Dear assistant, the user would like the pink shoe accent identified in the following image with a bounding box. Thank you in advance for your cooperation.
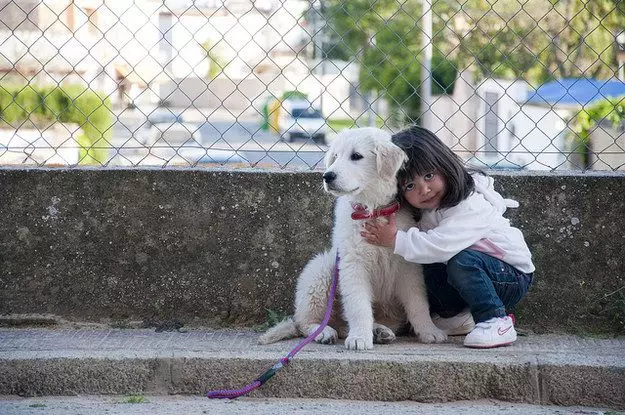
[497,326,513,336]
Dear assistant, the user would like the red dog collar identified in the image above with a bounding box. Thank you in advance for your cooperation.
[351,200,400,220]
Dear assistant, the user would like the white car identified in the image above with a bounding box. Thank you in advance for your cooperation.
[278,100,327,144]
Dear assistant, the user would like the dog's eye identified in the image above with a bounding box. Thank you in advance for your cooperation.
[350,152,363,161]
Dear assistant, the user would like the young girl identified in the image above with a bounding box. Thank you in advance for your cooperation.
[360,126,534,348]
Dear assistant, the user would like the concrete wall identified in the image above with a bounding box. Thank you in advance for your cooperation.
[160,77,271,109]
[0,169,624,335]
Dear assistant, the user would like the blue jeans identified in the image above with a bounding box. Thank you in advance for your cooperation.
[423,250,533,324]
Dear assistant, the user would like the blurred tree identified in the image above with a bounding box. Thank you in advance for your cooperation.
[320,0,456,122]
[316,0,624,122]
[201,40,225,80]
[320,0,625,111]
[434,0,625,84]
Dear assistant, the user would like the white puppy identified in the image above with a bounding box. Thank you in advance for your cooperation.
[260,127,446,350]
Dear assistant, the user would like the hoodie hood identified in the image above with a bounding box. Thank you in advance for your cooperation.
[473,174,519,214]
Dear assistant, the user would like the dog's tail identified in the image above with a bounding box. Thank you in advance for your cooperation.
[258,316,299,344]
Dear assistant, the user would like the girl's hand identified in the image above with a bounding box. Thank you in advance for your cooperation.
[360,213,398,248]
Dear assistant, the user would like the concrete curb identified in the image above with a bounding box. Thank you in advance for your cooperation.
[0,396,618,415]
[1,329,623,409]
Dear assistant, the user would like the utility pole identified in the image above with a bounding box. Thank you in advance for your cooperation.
[311,0,325,111]
[616,31,625,82]
[420,0,432,129]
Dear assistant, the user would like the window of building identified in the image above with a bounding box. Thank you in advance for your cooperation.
[0,0,39,31]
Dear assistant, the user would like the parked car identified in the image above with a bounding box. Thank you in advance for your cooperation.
[278,99,327,144]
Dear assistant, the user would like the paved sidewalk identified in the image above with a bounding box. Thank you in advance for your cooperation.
[0,396,620,415]
[0,328,624,410]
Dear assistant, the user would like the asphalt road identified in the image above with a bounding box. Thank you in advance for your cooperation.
[109,118,329,170]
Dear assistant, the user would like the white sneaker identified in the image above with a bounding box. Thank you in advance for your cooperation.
[432,309,475,336]
[463,315,517,348]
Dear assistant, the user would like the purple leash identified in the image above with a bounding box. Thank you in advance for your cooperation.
[206,251,340,399]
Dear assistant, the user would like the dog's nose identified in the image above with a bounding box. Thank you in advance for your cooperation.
[322,171,336,184]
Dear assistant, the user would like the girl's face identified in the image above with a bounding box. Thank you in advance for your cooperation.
[402,170,447,210]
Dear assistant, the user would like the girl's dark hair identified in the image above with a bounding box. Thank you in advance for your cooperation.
[392,126,475,209]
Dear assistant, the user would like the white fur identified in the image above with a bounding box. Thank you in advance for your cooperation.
[259,127,446,350]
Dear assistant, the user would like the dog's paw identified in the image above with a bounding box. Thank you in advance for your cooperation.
[415,326,447,344]
[313,326,338,344]
[372,325,396,344]
[345,334,373,350]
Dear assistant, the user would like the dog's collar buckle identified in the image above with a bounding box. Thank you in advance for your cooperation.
[351,200,400,220]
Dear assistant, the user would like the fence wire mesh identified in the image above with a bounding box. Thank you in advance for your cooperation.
[1,0,625,171]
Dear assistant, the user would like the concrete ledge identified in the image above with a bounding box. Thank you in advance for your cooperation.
[0,329,623,409]
[0,169,624,335]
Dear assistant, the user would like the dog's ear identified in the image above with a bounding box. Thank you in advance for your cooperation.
[323,148,335,169]
[376,140,407,179]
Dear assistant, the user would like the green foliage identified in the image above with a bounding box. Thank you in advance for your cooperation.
[261,91,308,130]
[281,90,307,100]
[201,40,225,80]
[62,85,113,164]
[322,0,393,57]
[432,54,457,95]
[39,86,72,120]
[265,308,287,326]
[15,85,46,120]
[328,117,385,132]
[322,0,458,122]
[322,0,625,121]
[585,287,625,335]
[0,84,113,164]
[571,95,625,168]
[613,290,625,332]
[574,95,625,142]
[119,395,147,404]
[253,308,289,332]
[0,86,24,124]
[434,0,625,83]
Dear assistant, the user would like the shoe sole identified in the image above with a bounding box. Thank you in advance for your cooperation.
[463,341,515,349]
[446,324,475,336]
[435,318,475,336]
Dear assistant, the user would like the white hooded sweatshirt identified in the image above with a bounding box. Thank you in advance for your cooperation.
[394,174,535,274]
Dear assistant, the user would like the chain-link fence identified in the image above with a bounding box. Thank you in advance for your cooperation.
[1,0,624,171]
